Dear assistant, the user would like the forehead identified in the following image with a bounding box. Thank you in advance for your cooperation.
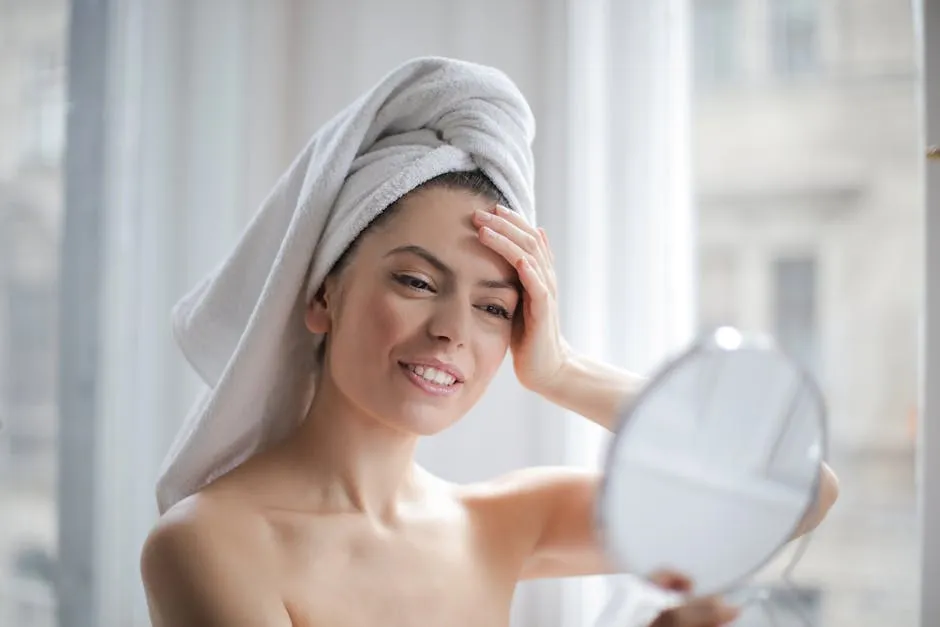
[383,186,495,236]
[356,186,515,275]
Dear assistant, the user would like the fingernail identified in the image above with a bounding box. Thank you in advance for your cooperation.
[495,204,510,214]
[475,209,491,221]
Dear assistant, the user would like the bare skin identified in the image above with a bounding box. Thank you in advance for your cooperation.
[142,186,839,627]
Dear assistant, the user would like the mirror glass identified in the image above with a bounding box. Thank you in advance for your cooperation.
[598,327,827,597]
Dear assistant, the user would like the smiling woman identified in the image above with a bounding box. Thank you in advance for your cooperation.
[140,57,836,627]
[142,167,781,627]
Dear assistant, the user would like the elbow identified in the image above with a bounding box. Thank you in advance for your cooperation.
[817,462,840,519]
[795,462,840,538]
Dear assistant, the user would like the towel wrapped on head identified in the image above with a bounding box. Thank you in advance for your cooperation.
[156,56,537,514]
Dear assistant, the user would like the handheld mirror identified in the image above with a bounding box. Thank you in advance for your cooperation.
[597,327,827,598]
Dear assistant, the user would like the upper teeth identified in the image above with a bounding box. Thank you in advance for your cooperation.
[407,364,457,386]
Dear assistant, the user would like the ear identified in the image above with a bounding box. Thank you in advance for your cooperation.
[304,278,337,335]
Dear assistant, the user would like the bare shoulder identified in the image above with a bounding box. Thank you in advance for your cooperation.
[141,492,292,627]
[142,490,267,571]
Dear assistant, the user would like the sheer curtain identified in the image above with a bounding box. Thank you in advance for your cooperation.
[559,1,694,625]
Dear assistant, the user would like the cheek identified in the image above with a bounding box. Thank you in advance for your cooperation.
[467,323,512,386]
[478,328,511,368]
[342,286,418,357]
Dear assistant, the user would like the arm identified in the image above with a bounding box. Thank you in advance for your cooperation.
[509,465,838,581]
[141,506,292,627]
[792,461,840,537]
[537,351,646,430]
[469,202,839,581]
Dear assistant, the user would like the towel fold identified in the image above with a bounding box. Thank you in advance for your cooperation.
[156,56,537,514]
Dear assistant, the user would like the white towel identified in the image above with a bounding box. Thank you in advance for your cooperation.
[156,56,537,514]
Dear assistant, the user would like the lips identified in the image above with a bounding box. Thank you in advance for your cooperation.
[399,361,463,396]
[403,363,458,386]
[397,358,466,383]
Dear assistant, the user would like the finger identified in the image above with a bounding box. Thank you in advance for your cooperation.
[474,208,543,259]
[493,203,537,235]
[479,225,551,322]
[489,205,554,279]
[648,570,694,593]
[515,256,550,320]
[537,228,558,298]
[478,226,550,289]
[538,227,555,264]
[474,208,556,301]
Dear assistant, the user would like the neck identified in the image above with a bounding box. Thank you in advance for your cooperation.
[283,371,423,520]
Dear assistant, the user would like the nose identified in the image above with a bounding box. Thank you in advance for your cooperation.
[425,295,471,347]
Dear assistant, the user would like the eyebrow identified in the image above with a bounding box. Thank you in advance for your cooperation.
[384,245,520,291]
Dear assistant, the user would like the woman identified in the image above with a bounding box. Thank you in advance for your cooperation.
[141,59,839,627]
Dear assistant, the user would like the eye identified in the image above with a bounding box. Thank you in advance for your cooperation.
[394,273,435,292]
[479,303,513,320]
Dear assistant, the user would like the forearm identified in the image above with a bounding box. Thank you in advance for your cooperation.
[541,353,839,534]
[539,353,647,431]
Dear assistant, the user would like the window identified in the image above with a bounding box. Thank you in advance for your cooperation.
[698,246,739,330]
[772,256,818,376]
[694,1,919,623]
[770,0,820,77]
[0,3,67,627]
[5,281,57,409]
[21,50,66,167]
[694,0,739,87]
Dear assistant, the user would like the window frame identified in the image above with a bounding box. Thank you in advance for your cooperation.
[57,1,110,626]
[918,2,940,624]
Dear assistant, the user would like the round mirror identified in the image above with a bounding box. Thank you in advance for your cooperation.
[598,327,827,597]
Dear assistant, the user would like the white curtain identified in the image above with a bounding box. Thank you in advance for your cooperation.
[560,0,694,625]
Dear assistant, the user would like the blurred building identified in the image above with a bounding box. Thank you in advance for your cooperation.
[0,1,67,626]
[692,0,919,624]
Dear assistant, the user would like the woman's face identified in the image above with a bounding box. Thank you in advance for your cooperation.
[307,186,520,436]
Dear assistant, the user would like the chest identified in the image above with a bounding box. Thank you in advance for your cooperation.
[278,516,519,627]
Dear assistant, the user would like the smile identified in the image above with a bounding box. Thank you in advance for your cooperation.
[399,362,463,396]
[405,363,457,386]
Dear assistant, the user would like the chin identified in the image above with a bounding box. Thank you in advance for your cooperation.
[377,399,466,437]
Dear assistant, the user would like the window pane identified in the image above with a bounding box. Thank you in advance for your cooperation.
[698,246,739,329]
[694,0,739,87]
[0,2,69,627]
[693,0,919,624]
[773,256,819,377]
[771,0,820,76]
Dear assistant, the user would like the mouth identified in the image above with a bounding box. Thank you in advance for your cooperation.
[399,361,464,396]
